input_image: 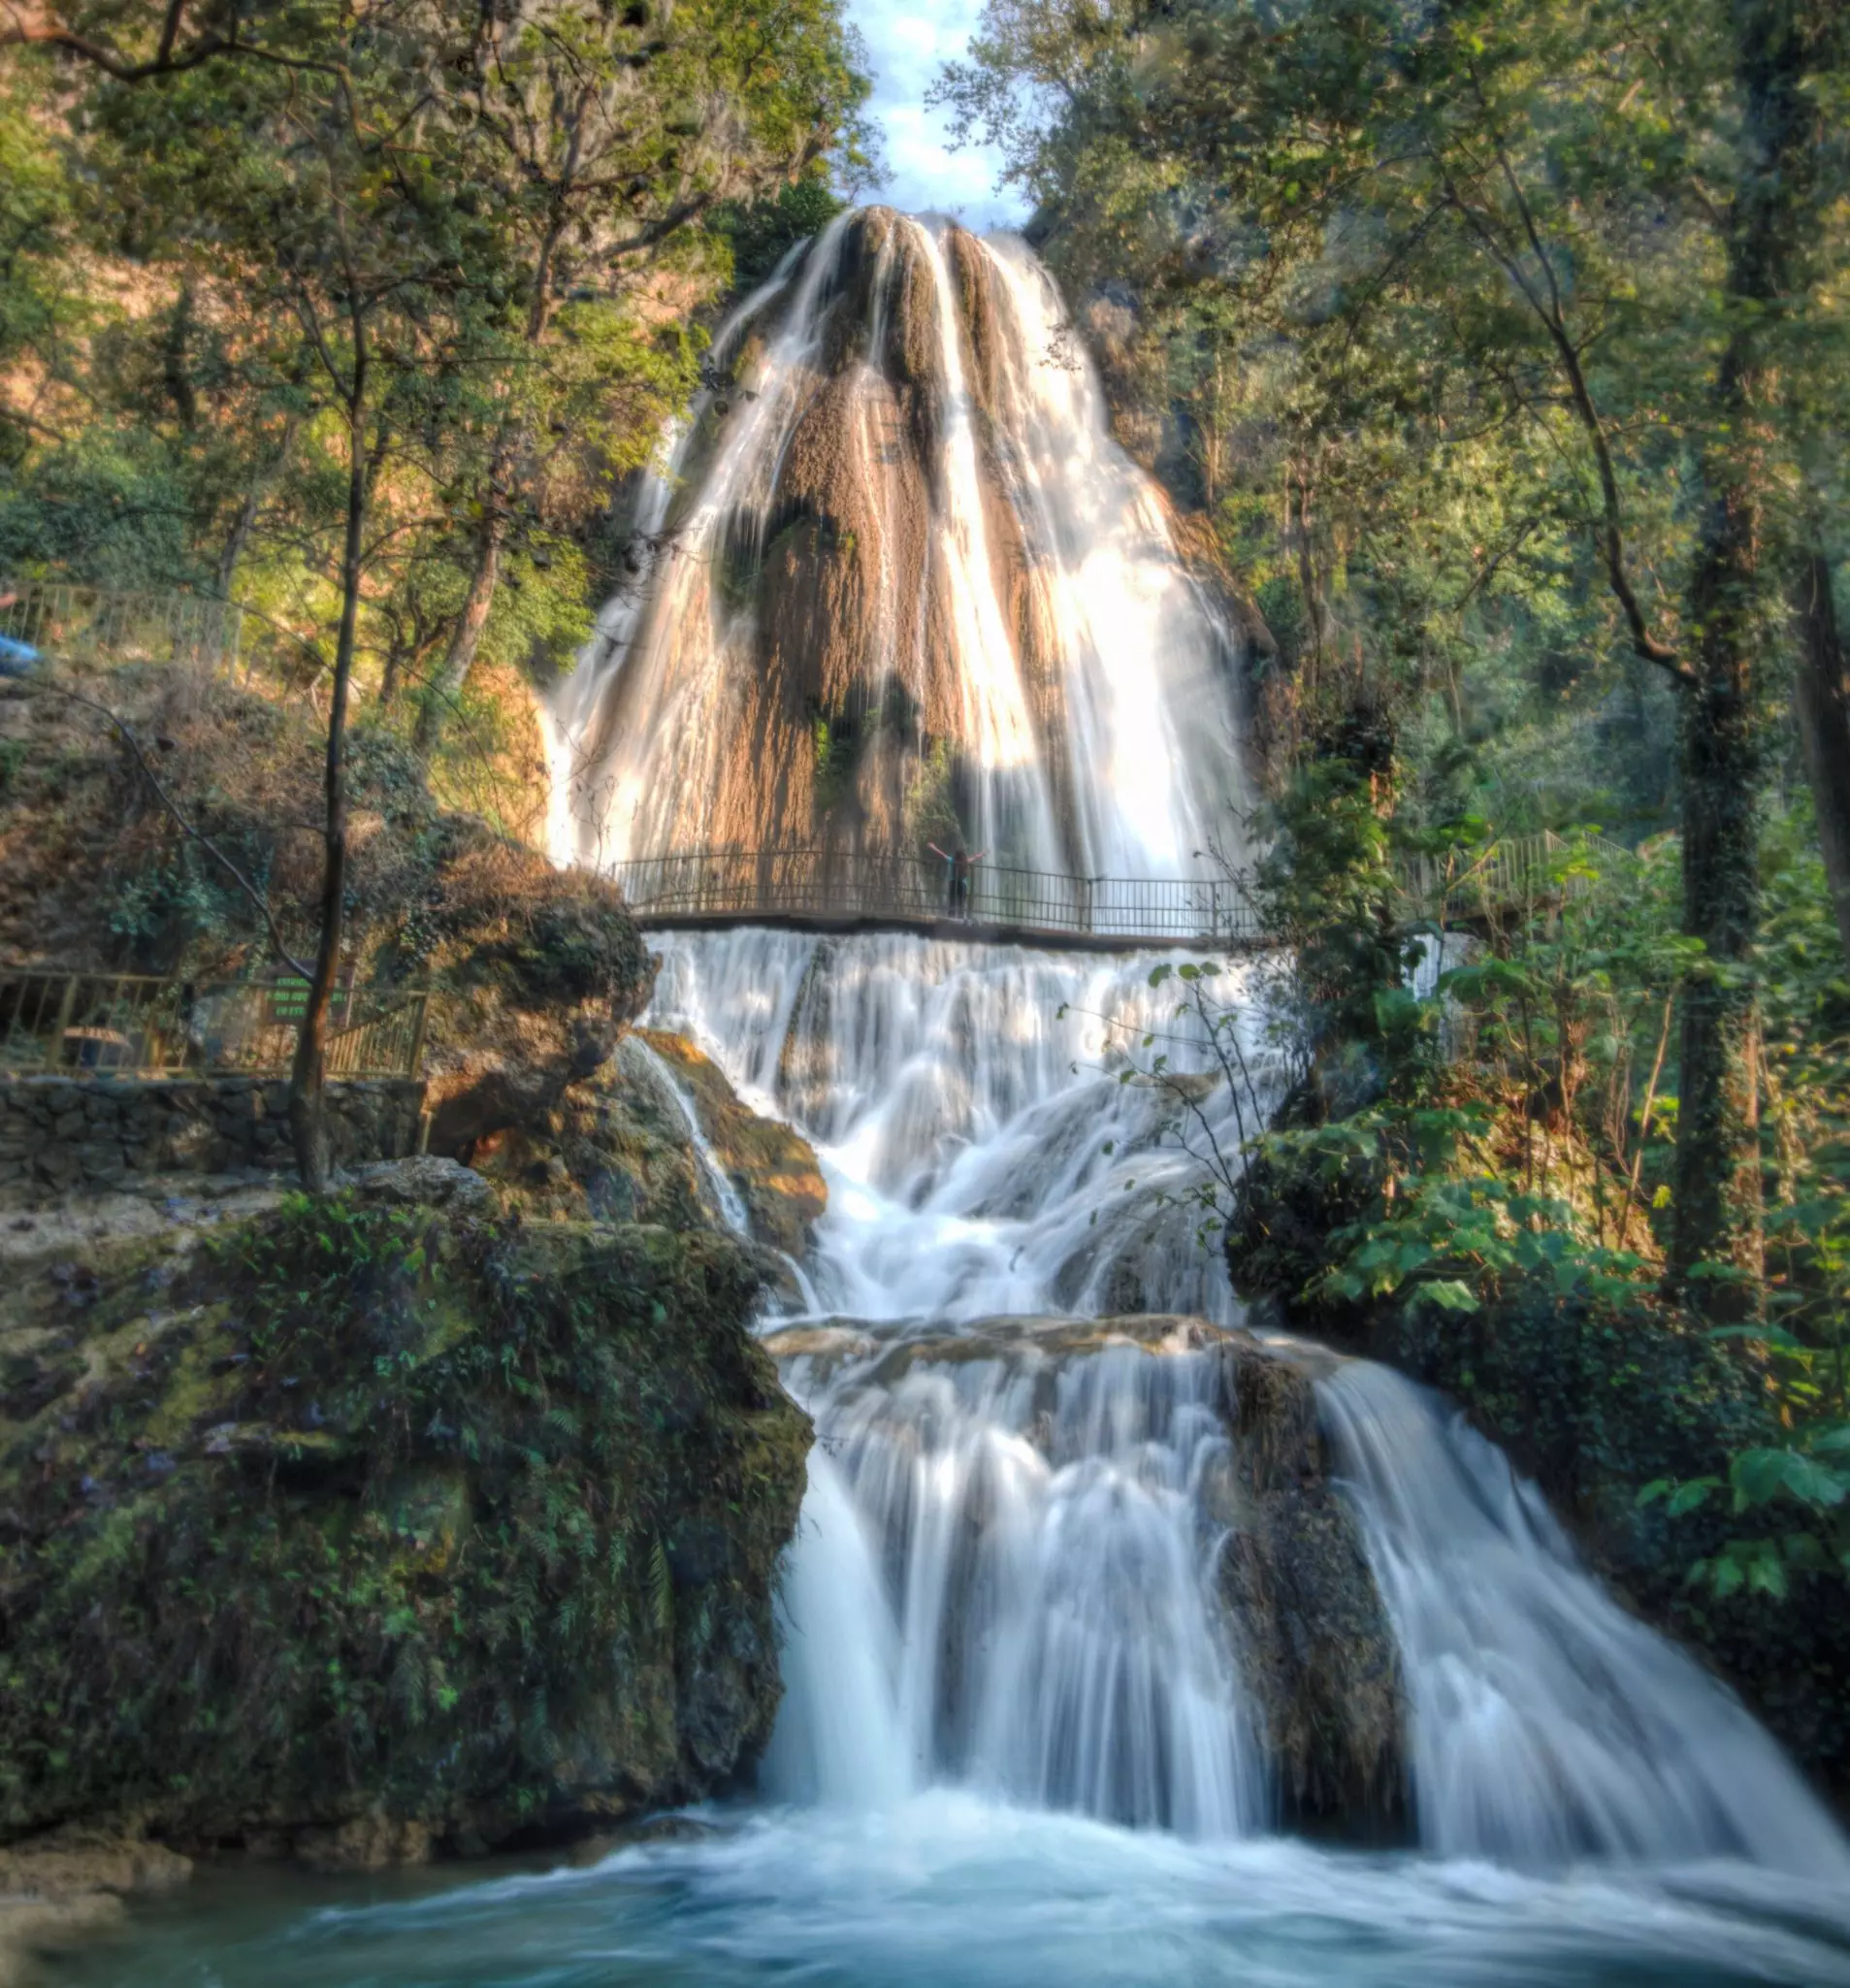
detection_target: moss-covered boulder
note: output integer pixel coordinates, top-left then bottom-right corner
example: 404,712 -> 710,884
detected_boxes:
0,1192 -> 810,1857
458,1033 -> 827,1273
1208,1336 -> 1404,1833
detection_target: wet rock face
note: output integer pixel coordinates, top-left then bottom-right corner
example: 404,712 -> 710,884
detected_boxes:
1208,1338 -> 1405,1832
636,1030 -> 826,1259
0,1198 -> 810,1861
457,1027 -> 826,1272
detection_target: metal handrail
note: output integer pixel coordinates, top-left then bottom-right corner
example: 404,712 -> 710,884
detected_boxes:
605,848 -> 1268,945
606,835 -> 1639,948
0,968 -> 429,1080
0,581 -> 243,674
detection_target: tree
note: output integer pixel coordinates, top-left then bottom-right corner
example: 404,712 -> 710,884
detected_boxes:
940,0 -> 1848,1304
407,0 -> 874,750
80,0 -> 521,1185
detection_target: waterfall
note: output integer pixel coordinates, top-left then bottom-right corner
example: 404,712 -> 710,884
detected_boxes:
1319,1362 -> 1848,1876
766,1326 -> 1262,1833
543,201 -> 1847,1890
639,927 -> 1850,1881
547,209 -> 1247,877
648,927 -> 1274,1325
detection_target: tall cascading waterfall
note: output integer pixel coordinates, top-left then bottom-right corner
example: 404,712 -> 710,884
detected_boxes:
540,207 -> 1848,1896
547,209 -> 1247,876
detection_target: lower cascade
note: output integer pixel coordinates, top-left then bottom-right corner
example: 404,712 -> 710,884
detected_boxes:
648,929 -> 1850,1877
87,929 -> 1850,1988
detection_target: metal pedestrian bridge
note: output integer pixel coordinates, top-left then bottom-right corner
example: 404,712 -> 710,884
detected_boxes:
605,837 -> 1629,953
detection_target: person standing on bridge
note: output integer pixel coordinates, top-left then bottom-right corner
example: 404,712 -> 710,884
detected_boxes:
927,841 -> 985,920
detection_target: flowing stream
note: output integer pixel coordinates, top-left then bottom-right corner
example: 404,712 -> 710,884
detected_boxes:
75,215 -> 1850,1984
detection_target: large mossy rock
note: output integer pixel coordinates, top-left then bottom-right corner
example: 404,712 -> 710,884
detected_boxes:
0,1194 -> 810,1856
458,1032 -> 828,1277
1209,1336 -> 1404,1832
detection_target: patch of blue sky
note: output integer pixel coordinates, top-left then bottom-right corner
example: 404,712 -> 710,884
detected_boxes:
850,0 -> 1029,231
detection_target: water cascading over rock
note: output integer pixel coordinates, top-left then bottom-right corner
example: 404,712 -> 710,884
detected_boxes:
549,211 -> 1247,877
645,927 -> 1850,1876
547,204 -> 1848,1892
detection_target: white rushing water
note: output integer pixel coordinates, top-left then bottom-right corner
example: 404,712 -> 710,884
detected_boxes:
546,210 -> 1246,875
1321,1362 -> 1848,1876
639,924 -> 1850,1894
766,1335 -> 1259,1835
650,927 -> 1273,1323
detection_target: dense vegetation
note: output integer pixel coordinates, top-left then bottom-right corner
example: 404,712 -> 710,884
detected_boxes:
940,0 -> 1850,1756
0,0 -> 873,1175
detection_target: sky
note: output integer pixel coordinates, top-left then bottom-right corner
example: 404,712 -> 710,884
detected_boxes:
850,0 -> 1029,231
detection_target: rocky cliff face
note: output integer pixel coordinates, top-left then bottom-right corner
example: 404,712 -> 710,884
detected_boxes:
0,1187 -> 810,1860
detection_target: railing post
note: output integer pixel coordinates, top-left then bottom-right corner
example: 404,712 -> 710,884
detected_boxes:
406,990 -> 432,1080
52,974 -> 78,1070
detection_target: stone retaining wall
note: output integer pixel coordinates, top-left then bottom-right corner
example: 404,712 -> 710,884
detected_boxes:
0,1075 -> 426,1201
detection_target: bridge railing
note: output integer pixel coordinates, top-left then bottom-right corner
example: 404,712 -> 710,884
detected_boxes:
608,833 -> 1639,947
0,967 -> 430,1080
1,582 -> 244,676
605,849 -> 1270,945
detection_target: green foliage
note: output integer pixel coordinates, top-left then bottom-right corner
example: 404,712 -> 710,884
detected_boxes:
0,0 -> 876,780
714,175 -> 850,290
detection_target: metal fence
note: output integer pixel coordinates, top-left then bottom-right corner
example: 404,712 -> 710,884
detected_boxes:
605,848 -> 1271,946
0,968 -> 430,1080
608,835 -> 1639,949
1,582 -> 243,675
1398,831 -> 1638,926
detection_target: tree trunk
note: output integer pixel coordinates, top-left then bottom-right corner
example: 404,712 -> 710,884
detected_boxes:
1671,509 -> 1765,1298
216,415 -> 299,601
412,477 -> 506,754
1668,0 -> 1822,1303
412,208 -> 568,756
289,343 -> 367,1191
1792,546 -> 1850,966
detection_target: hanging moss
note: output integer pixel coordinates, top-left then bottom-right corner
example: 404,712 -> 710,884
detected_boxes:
0,1194 -> 810,1854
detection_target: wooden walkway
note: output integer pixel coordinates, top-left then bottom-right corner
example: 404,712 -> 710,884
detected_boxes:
607,836 -> 1635,954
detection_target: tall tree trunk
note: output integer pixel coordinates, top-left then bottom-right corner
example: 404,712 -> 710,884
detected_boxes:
1672,488 -> 1765,1297
413,206 -> 569,755
1669,0 -> 1822,1302
1792,546 -> 1850,966
289,341 -> 367,1191
412,464 -> 507,753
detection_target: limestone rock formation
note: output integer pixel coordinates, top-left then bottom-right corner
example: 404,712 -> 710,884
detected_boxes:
556,210 -> 1249,879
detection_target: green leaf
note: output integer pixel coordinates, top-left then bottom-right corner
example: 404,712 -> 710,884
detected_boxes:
1730,1448 -> 1849,1513
1419,1278 -> 1479,1314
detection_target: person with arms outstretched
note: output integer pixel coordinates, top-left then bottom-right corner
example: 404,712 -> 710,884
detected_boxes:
928,841 -> 986,919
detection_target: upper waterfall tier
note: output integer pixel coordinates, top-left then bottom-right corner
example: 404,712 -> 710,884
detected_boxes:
550,210 -> 1248,878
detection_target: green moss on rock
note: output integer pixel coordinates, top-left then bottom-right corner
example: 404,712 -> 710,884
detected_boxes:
0,1194 -> 810,1854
